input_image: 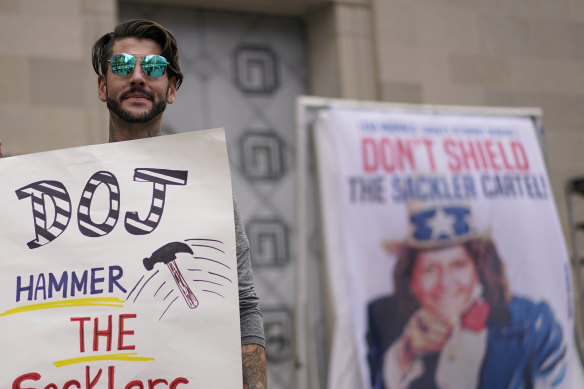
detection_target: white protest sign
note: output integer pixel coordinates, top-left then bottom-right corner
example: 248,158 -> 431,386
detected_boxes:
0,129 -> 242,388
315,108 -> 575,389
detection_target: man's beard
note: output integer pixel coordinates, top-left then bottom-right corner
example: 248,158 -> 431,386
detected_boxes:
106,87 -> 167,123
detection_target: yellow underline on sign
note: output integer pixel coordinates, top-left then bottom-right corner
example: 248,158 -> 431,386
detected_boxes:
54,353 -> 155,367
0,297 -> 126,316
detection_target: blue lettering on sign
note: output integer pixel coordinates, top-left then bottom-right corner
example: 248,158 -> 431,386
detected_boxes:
16,266 -> 126,302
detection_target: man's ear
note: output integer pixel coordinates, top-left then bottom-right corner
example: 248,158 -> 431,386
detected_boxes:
166,77 -> 177,104
98,74 -> 107,102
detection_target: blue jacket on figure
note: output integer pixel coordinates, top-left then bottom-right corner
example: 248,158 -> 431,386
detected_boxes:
367,296 -> 567,389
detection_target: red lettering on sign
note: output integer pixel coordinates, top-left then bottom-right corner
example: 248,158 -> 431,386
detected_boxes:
118,314 -> 137,351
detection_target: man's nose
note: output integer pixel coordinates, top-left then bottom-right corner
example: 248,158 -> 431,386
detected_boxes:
129,61 -> 146,85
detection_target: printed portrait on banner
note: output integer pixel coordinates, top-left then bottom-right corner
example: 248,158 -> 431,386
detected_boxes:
366,202 -> 566,389
315,108 -> 575,389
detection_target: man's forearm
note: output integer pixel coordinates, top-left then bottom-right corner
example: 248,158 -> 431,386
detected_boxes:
242,344 -> 267,389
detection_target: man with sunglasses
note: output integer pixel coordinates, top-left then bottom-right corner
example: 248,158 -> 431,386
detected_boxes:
91,19 -> 267,388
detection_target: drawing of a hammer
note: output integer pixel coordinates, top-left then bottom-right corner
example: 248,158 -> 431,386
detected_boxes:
143,242 -> 198,309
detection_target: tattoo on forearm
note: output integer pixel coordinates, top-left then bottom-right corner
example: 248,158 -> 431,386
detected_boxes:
242,344 -> 267,389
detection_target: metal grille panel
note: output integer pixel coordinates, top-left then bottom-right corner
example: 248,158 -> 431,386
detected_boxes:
120,4 -> 309,387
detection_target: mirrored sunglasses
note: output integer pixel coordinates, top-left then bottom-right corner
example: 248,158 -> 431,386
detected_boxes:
108,53 -> 168,77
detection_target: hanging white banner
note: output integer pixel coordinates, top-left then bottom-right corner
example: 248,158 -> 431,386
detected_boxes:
315,107 -> 575,389
0,129 -> 242,388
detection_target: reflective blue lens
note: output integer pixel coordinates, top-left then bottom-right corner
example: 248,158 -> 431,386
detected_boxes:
142,55 -> 167,77
109,54 -> 168,77
110,53 -> 135,76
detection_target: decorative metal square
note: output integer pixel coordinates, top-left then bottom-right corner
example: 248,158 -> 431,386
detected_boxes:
234,45 -> 279,94
247,219 -> 289,267
240,132 -> 286,181
263,308 -> 293,362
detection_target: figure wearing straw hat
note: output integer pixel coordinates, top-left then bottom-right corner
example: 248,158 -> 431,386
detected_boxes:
366,203 -> 566,389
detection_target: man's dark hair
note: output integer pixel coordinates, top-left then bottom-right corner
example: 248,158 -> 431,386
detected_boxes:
393,238 -> 511,324
92,19 -> 183,89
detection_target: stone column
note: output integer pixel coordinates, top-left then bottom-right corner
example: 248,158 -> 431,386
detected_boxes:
0,0 -> 116,156
305,0 -> 378,100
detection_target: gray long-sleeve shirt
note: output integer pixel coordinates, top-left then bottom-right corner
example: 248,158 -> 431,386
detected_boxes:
233,199 -> 265,347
